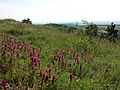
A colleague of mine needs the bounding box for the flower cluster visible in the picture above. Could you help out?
[0,33,93,89]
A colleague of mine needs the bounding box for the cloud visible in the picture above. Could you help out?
[0,0,120,23]
[0,0,34,6]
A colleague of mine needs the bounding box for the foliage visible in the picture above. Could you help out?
[0,18,17,23]
[106,22,118,42]
[0,21,120,89]
[82,20,98,38]
[22,18,32,24]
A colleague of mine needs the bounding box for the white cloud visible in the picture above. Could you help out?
[0,0,120,23]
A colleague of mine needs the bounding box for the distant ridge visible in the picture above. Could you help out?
[92,21,120,25]
[0,18,17,22]
[61,21,120,27]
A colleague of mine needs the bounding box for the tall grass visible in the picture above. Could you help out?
[0,22,120,89]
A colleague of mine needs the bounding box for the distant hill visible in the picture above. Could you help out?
[0,18,18,23]
[62,21,120,27]
[92,21,120,25]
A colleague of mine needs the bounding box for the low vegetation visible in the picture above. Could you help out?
[0,19,120,89]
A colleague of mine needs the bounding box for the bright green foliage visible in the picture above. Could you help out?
[0,21,120,89]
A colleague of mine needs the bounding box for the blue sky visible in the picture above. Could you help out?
[0,0,120,23]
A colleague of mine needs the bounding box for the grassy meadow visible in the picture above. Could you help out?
[0,19,120,90]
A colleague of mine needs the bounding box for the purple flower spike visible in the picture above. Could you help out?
[46,68,51,74]
[51,75,56,84]
[55,48,58,53]
[31,64,34,70]
[1,64,6,72]
[10,55,14,64]
[17,51,20,58]
[1,51,5,57]
[4,43,8,48]
[2,79,7,88]
[57,69,61,75]
[24,44,27,51]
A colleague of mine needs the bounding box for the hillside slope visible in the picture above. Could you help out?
[0,22,120,89]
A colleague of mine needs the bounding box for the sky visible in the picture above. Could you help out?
[0,0,120,24]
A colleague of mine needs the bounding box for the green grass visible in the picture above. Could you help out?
[0,21,120,89]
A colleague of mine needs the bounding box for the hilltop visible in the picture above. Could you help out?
[0,20,120,89]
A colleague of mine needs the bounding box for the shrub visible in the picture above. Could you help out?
[22,18,32,24]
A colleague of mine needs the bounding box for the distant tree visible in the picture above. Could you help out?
[106,22,118,42]
[82,20,98,38]
[22,18,32,24]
